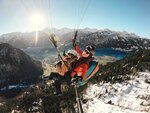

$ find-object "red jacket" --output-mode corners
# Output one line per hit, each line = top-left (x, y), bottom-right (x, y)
(71, 44), (94, 80)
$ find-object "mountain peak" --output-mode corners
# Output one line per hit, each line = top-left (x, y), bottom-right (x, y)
(0, 43), (43, 89)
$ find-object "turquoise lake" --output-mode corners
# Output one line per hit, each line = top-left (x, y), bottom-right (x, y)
(95, 48), (128, 60)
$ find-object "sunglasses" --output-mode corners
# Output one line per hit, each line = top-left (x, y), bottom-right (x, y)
(85, 50), (90, 54)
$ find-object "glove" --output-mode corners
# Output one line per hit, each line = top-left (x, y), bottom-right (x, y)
(74, 31), (78, 39)
(63, 50), (66, 56)
(72, 31), (78, 47)
(72, 38), (76, 47)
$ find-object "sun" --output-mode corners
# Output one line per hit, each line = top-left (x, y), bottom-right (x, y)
(29, 12), (46, 31)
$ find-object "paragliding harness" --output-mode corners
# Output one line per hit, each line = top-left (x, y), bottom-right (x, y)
(48, 34), (71, 70)
(48, 31), (84, 113)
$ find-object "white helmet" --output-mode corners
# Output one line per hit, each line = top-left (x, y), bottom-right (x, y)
(67, 49), (78, 56)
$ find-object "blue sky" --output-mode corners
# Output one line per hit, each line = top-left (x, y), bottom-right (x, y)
(0, 0), (150, 38)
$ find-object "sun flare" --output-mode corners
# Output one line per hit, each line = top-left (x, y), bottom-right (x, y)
(28, 12), (47, 46)
(29, 12), (46, 31)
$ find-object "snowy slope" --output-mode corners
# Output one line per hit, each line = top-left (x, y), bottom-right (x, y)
(83, 72), (150, 113)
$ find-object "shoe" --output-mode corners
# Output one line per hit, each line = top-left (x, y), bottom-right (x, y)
(54, 92), (62, 96)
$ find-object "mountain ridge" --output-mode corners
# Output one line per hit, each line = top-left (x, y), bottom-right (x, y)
(0, 43), (43, 89)
(0, 28), (150, 52)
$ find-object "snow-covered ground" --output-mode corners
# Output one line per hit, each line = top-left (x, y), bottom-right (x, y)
(83, 72), (150, 113)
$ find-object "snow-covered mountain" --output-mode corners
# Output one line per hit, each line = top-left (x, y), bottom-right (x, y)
(78, 30), (150, 52)
(0, 43), (43, 89)
(0, 31), (53, 48)
(1, 28), (149, 53)
(0, 28), (97, 49)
